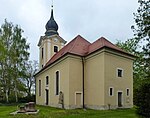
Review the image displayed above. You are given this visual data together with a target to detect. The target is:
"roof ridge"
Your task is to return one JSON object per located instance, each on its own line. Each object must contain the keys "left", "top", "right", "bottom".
{"left": 101, "top": 37, "right": 105, "bottom": 47}
{"left": 68, "top": 36, "right": 79, "bottom": 53}
{"left": 36, "top": 36, "right": 136, "bottom": 76}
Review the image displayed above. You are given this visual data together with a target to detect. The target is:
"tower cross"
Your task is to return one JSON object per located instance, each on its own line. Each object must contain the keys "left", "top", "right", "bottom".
{"left": 51, "top": 0, "right": 53, "bottom": 8}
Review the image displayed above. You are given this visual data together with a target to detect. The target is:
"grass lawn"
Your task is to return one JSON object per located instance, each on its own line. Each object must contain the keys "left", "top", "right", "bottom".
{"left": 0, "top": 104, "right": 138, "bottom": 118}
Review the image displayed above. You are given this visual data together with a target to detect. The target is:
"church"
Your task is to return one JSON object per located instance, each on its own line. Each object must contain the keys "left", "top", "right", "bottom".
{"left": 35, "top": 6, "right": 135, "bottom": 110}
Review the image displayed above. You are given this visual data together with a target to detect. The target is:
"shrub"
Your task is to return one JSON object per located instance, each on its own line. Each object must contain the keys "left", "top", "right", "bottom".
{"left": 18, "top": 95, "right": 35, "bottom": 103}
{"left": 134, "top": 81, "right": 150, "bottom": 117}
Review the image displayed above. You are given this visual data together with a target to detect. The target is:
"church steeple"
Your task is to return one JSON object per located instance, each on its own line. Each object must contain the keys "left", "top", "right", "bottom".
{"left": 45, "top": 5, "right": 59, "bottom": 36}
{"left": 38, "top": 2, "right": 66, "bottom": 70}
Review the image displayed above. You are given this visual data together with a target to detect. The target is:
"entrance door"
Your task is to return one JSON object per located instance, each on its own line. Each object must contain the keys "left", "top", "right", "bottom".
{"left": 118, "top": 92, "right": 122, "bottom": 107}
{"left": 46, "top": 89, "right": 49, "bottom": 105}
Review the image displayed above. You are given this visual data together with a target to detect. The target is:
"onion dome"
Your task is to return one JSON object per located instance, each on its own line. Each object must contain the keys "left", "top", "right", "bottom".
{"left": 45, "top": 6, "right": 59, "bottom": 36}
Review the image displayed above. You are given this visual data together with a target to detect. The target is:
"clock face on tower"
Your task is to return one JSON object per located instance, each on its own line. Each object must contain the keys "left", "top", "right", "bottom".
{"left": 54, "top": 38, "right": 58, "bottom": 42}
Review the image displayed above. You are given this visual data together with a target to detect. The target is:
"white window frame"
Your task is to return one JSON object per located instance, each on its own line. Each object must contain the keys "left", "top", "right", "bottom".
{"left": 46, "top": 76, "right": 49, "bottom": 86}
{"left": 109, "top": 87, "right": 114, "bottom": 96}
{"left": 126, "top": 88, "right": 130, "bottom": 96}
{"left": 54, "top": 70, "right": 60, "bottom": 96}
{"left": 116, "top": 68, "right": 123, "bottom": 77}
{"left": 39, "top": 80, "right": 41, "bottom": 96}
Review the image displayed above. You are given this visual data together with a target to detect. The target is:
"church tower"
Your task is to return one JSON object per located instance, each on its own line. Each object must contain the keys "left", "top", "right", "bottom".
{"left": 38, "top": 5, "right": 67, "bottom": 69}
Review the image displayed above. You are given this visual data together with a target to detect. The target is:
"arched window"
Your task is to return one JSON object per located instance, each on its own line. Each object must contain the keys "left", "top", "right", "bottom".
{"left": 54, "top": 46, "right": 58, "bottom": 53}
{"left": 39, "top": 80, "right": 41, "bottom": 96}
{"left": 42, "top": 48, "right": 44, "bottom": 59}
{"left": 46, "top": 76, "right": 49, "bottom": 85}
{"left": 56, "top": 71, "right": 59, "bottom": 95}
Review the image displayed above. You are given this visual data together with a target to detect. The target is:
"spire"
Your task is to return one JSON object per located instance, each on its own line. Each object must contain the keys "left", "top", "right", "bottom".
{"left": 50, "top": 4, "right": 54, "bottom": 20}
{"left": 45, "top": 1, "right": 59, "bottom": 36}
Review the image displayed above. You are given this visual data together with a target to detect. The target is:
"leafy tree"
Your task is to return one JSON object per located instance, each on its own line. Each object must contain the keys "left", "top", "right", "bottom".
{"left": 23, "top": 60, "right": 38, "bottom": 97}
{"left": 132, "top": 1, "right": 150, "bottom": 116}
{"left": 0, "top": 19, "right": 30, "bottom": 102}
{"left": 132, "top": 0, "right": 150, "bottom": 41}
{"left": 0, "top": 20, "right": 14, "bottom": 102}
{"left": 10, "top": 24, "right": 30, "bottom": 102}
{"left": 132, "top": 0, "right": 150, "bottom": 80}
{"left": 135, "top": 81, "right": 150, "bottom": 117}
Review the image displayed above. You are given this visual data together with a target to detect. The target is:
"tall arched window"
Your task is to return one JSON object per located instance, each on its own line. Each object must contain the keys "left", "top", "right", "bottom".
{"left": 42, "top": 48, "right": 44, "bottom": 59}
{"left": 39, "top": 80, "right": 41, "bottom": 96}
{"left": 56, "top": 71, "right": 59, "bottom": 95}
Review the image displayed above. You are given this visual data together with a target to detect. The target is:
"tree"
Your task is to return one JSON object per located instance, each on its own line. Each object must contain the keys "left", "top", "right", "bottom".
{"left": 0, "top": 20, "right": 14, "bottom": 102}
{"left": 10, "top": 24, "right": 30, "bottom": 102}
{"left": 132, "top": 1, "right": 150, "bottom": 116}
{"left": 0, "top": 19, "right": 30, "bottom": 102}
{"left": 132, "top": 0, "right": 150, "bottom": 41}
{"left": 23, "top": 60, "right": 38, "bottom": 97}
{"left": 132, "top": 0, "right": 150, "bottom": 80}
{"left": 135, "top": 81, "right": 150, "bottom": 117}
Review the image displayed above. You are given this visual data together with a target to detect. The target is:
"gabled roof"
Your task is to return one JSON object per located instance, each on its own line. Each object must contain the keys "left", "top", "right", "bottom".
{"left": 36, "top": 35, "right": 135, "bottom": 76}
{"left": 88, "top": 37, "right": 124, "bottom": 54}
{"left": 44, "top": 35, "right": 91, "bottom": 67}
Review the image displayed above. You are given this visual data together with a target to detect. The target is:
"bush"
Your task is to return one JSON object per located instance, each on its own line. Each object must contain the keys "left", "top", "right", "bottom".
{"left": 18, "top": 95, "right": 35, "bottom": 103}
{"left": 134, "top": 81, "right": 150, "bottom": 117}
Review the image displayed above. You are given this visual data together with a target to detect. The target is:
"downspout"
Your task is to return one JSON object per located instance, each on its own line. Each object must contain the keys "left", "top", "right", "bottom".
{"left": 82, "top": 57, "right": 85, "bottom": 109}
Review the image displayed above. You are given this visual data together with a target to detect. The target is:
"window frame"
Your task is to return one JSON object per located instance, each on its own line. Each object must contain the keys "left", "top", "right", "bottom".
{"left": 126, "top": 88, "right": 130, "bottom": 96}
{"left": 39, "top": 80, "right": 41, "bottom": 96}
{"left": 109, "top": 87, "right": 114, "bottom": 96}
{"left": 42, "top": 48, "right": 44, "bottom": 59}
{"left": 54, "top": 46, "right": 58, "bottom": 53}
{"left": 55, "top": 71, "right": 60, "bottom": 95}
{"left": 117, "top": 68, "right": 123, "bottom": 77}
{"left": 46, "top": 76, "right": 49, "bottom": 85}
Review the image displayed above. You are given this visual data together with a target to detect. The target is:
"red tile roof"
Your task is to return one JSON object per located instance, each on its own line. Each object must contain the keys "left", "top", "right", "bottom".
{"left": 44, "top": 35, "right": 91, "bottom": 67}
{"left": 39, "top": 35, "right": 135, "bottom": 73}
{"left": 88, "top": 37, "right": 123, "bottom": 54}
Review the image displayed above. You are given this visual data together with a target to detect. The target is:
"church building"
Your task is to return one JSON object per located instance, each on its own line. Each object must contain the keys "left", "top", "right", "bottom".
{"left": 35, "top": 6, "right": 135, "bottom": 110}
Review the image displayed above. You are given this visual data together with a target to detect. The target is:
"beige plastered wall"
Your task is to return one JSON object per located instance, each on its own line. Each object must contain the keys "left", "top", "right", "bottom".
{"left": 36, "top": 55, "right": 83, "bottom": 109}
{"left": 39, "top": 36, "right": 64, "bottom": 69}
{"left": 104, "top": 49, "right": 134, "bottom": 109}
{"left": 36, "top": 56, "right": 70, "bottom": 108}
{"left": 84, "top": 50, "right": 105, "bottom": 109}
{"left": 68, "top": 56, "right": 83, "bottom": 109}
{"left": 36, "top": 48, "right": 134, "bottom": 110}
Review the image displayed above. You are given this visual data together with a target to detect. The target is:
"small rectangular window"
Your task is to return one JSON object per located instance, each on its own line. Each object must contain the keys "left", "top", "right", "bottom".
{"left": 117, "top": 69, "right": 123, "bottom": 77}
{"left": 109, "top": 87, "right": 113, "bottom": 96}
{"left": 127, "top": 89, "right": 130, "bottom": 96}
{"left": 39, "top": 80, "right": 41, "bottom": 96}
{"left": 54, "top": 46, "right": 58, "bottom": 53}
{"left": 46, "top": 76, "right": 49, "bottom": 85}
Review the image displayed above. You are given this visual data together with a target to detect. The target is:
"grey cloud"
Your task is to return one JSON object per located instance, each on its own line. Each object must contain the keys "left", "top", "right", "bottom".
{"left": 0, "top": 0, "right": 138, "bottom": 60}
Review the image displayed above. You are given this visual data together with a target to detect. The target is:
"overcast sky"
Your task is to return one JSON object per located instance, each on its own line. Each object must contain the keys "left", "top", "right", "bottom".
{"left": 0, "top": 0, "right": 139, "bottom": 61}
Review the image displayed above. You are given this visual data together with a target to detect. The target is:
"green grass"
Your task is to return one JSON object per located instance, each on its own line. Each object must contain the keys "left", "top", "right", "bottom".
{"left": 0, "top": 105, "right": 138, "bottom": 118}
